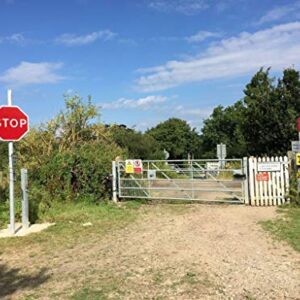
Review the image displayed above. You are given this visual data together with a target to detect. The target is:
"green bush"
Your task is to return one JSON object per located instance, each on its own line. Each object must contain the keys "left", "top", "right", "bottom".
{"left": 5, "top": 95, "right": 126, "bottom": 224}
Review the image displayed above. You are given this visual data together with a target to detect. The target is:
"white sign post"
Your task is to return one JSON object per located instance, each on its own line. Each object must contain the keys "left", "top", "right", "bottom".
{"left": 7, "top": 90, "right": 15, "bottom": 234}
{"left": 217, "top": 143, "right": 226, "bottom": 168}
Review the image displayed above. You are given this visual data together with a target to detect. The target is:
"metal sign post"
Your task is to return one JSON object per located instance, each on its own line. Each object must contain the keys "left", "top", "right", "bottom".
{"left": 0, "top": 90, "right": 30, "bottom": 235}
{"left": 217, "top": 143, "right": 226, "bottom": 168}
{"left": 7, "top": 90, "right": 15, "bottom": 234}
{"left": 21, "top": 168, "right": 30, "bottom": 229}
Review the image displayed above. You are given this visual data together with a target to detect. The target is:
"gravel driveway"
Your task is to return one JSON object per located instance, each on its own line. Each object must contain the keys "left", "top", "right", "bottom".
{"left": 2, "top": 204, "right": 300, "bottom": 299}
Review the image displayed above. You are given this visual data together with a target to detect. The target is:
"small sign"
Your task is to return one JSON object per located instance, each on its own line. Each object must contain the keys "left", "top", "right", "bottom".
{"left": 296, "top": 153, "right": 300, "bottom": 166}
{"left": 125, "top": 160, "right": 134, "bottom": 174}
{"left": 256, "top": 172, "right": 269, "bottom": 181}
{"left": 133, "top": 159, "right": 143, "bottom": 174}
{"left": 148, "top": 170, "right": 156, "bottom": 180}
{"left": 206, "top": 162, "right": 220, "bottom": 170}
{"left": 292, "top": 141, "right": 300, "bottom": 152}
{"left": 257, "top": 162, "right": 281, "bottom": 172}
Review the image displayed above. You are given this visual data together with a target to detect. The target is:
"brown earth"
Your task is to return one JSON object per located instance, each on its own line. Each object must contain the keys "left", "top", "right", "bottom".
{"left": 1, "top": 204, "right": 300, "bottom": 299}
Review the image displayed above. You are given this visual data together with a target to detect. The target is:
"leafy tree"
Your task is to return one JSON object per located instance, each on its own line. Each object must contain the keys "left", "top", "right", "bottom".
{"left": 242, "top": 68, "right": 300, "bottom": 156}
{"left": 109, "top": 125, "right": 164, "bottom": 159}
{"left": 274, "top": 68, "right": 300, "bottom": 153}
{"left": 146, "top": 118, "right": 201, "bottom": 159}
{"left": 200, "top": 101, "right": 246, "bottom": 158}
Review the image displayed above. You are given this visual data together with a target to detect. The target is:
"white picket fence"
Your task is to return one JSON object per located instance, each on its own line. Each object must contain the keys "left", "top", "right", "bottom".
{"left": 247, "top": 156, "right": 289, "bottom": 206}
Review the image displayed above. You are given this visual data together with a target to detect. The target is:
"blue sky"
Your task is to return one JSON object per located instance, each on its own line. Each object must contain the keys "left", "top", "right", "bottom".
{"left": 0, "top": 0, "right": 300, "bottom": 132}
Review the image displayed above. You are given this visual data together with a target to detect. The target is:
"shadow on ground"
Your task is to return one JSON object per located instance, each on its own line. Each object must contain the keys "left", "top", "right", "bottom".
{"left": 0, "top": 263, "right": 50, "bottom": 298}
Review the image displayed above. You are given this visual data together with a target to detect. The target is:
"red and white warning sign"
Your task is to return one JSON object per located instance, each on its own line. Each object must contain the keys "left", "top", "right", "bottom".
{"left": 256, "top": 172, "right": 269, "bottom": 182}
{"left": 133, "top": 159, "right": 143, "bottom": 174}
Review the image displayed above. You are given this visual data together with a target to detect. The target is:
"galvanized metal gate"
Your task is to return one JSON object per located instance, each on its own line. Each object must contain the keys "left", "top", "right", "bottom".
{"left": 112, "top": 159, "right": 247, "bottom": 203}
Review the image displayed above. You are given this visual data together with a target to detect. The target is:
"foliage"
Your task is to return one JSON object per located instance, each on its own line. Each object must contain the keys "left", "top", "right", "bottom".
{"left": 261, "top": 207, "right": 300, "bottom": 252}
{"left": 109, "top": 125, "right": 164, "bottom": 159}
{"left": 0, "top": 95, "right": 125, "bottom": 224}
{"left": 200, "top": 101, "right": 246, "bottom": 158}
{"left": 200, "top": 67, "right": 300, "bottom": 157}
{"left": 146, "top": 118, "right": 201, "bottom": 159}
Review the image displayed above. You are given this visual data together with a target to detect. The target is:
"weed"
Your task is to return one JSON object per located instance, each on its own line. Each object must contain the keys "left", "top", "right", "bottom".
{"left": 261, "top": 206, "right": 300, "bottom": 252}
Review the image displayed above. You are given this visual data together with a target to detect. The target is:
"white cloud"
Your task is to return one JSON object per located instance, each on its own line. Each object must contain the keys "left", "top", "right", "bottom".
{"left": 256, "top": 2, "right": 300, "bottom": 25}
{"left": 136, "top": 22, "right": 300, "bottom": 92}
{"left": 55, "top": 30, "right": 117, "bottom": 46}
{"left": 148, "top": 0, "right": 209, "bottom": 15}
{"left": 185, "top": 31, "right": 221, "bottom": 43}
{"left": 0, "top": 61, "right": 65, "bottom": 86}
{"left": 101, "top": 95, "right": 168, "bottom": 110}
{"left": 0, "top": 33, "right": 26, "bottom": 45}
{"left": 174, "top": 105, "right": 212, "bottom": 117}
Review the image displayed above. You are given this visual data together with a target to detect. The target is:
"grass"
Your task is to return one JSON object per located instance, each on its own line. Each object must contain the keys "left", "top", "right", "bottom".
{"left": 0, "top": 200, "right": 143, "bottom": 300}
{"left": 71, "top": 287, "right": 108, "bottom": 300}
{"left": 261, "top": 206, "right": 300, "bottom": 252}
{"left": 0, "top": 200, "right": 142, "bottom": 252}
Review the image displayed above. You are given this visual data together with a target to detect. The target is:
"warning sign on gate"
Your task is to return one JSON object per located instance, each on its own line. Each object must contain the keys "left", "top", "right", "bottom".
{"left": 256, "top": 172, "right": 269, "bottom": 182}
{"left": 125, "top": 160, "right": 134, "bottom": 174}
{"left": 133, "top": 159, "right": 143, "bottom": 174}
{"left": 125, "top": 159, "right": 143, "bottom": 174}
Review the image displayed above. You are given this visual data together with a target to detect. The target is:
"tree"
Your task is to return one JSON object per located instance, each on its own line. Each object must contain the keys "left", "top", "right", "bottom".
{"left": 200, "top": 101, "right": 246, "bottom": 158}
{"left": 274, "top": 68, "right": 300, "bottom": 153}
{"left": 146, "top": 118, "right": 201, "bottom": 159}
{"left": 109, "top": 125, "right": 164, "bottom": 159}
{"left": 242, "top": 67, "right": 300, "bottom": 156}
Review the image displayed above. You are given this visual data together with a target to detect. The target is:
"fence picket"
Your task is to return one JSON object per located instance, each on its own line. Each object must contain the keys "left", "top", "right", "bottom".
{"left": 271, "top": 156, "right": 276, "bottom": 206}
{"left": 266, "top": 157, "right": 271, "bottom": 206}
{"left": 248, "top": 157, "right": 255, "bottom": 206}
{"left": 254, "top": 157, "right": 259, "bottom": 206}
{"left": 258, "top": 157, "right": 263, "bottom": 206}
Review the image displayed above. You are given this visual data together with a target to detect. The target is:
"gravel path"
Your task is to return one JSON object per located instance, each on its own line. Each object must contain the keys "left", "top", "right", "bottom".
{"left": 96, "top": 204, "right": 300, "bottom": 299}
{"left": 2, "top": 204, "right": 300, "bottom": 299}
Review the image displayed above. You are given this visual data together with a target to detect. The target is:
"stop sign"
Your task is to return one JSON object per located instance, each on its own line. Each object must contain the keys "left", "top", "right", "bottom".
{"left": 0, "top": 106, "right": 29, "bottom": 141}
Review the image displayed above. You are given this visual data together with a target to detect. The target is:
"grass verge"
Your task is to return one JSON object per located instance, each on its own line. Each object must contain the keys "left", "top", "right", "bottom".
{"left": 0, "top": 200, "right": 142, "bottom": 252}
{"left": 261, "top": 206, "right": 300, "bottom": 252}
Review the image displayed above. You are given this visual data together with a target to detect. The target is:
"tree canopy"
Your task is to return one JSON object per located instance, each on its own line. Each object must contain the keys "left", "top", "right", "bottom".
{"left": 146, "top": 118, "right": 201, "bottom": 159}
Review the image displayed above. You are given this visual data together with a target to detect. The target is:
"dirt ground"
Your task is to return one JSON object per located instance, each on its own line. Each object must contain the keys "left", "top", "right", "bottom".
{"left": 2, "top": 204, "right": 300, "bottom": 299}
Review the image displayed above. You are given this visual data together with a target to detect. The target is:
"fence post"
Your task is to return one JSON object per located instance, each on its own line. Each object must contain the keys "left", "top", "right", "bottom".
{"left": 21, "top": 168, "right": 30, "bottom": 229}
{"left": 243, "top": 157, "right": 249, "bottom": 205}
{"left": 112, "top": 161, "right": 118, "bottom": 202}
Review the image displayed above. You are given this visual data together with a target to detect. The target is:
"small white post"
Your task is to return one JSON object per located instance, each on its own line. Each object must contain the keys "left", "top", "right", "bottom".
{"left": 8, "top": 89, "right": 15, "bottom": 234}
{"left": 21, "top": 168, "right": 30, "bottom": 229}
{"left": 112, "top": 161, "right": 118, "bottom": 202}
{"left": 243, "top": 157, "right": 249, "bottom": 205}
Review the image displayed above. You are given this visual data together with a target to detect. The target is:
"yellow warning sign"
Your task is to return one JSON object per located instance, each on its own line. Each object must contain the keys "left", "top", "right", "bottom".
{"left": 296, "top": 153, "right": 300, "bottom": 166}
{"left": 125, "top": 160, "right": 134, "bottom": 174}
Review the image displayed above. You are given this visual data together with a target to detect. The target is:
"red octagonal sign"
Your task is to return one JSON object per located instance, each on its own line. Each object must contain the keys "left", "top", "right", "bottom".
{"left": 0, "top": 106, "right": 29, "bottom": 141}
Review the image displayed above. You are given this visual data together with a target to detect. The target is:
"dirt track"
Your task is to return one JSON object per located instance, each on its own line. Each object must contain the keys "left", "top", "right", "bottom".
{"left": 2, "top": 204, "right": 300, "bottom": 299}
{"left": 98, "top": 204, "right": 300, "bottom": 299}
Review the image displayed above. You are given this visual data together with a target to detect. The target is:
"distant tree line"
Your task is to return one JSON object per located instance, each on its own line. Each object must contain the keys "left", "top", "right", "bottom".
{"left": 112, "top": 67, "right": 300, "bottom": 159}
